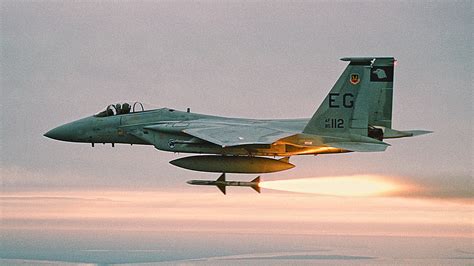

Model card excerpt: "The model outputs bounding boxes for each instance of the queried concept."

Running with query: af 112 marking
[325,118,344,129]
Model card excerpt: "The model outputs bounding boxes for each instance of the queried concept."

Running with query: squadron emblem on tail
[350,74,360,85]
[373,68,387,79]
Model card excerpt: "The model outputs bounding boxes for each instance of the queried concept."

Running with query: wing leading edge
[183,125,296,148]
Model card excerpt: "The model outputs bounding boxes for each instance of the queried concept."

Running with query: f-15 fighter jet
[45,57,430,177]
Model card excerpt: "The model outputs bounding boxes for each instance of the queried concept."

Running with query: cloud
[3,166,472,203]
[2,186,472,238]
[393,174,474,202]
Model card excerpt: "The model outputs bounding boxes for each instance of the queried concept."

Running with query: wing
[182,125,296,148]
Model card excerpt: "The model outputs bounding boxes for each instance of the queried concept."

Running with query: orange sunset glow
[2,185,472,238]
[259,175,409,197]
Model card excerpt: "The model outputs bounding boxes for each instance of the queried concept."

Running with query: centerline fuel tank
[169,155,294,173]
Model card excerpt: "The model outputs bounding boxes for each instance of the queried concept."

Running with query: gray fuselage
[44,108,349,156]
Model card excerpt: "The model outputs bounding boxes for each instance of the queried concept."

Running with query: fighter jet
[44,57,430,191]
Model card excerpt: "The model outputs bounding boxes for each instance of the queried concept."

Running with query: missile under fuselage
[187,173,260,194]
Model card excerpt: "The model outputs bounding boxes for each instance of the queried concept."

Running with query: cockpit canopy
[94,102,145,117]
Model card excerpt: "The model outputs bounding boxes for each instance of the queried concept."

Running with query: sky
[1,1,473,265]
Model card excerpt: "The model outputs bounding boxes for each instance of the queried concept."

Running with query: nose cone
[44,123,76,141]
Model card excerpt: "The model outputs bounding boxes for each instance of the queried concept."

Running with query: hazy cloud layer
[2,167,473,203]
[2,189,472,237]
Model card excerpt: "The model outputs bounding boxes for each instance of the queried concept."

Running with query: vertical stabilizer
[368,58,395,128]
[303,58,372,136]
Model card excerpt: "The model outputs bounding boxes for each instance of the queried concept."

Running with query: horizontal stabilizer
[401,130,433,136]
[326,141,390,152]
[383,128,433,139]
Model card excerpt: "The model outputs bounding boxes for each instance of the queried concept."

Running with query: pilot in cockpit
[95,102,136,117]
[106,107,114,116]
[122,103,131,114]
[115,103,122,115]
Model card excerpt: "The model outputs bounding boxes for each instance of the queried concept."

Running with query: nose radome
[44,124,75,141]
[44,116,96,142]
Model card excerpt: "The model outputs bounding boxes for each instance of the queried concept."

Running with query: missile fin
[216,173,226,194]
[216,184,226,195]
[251,184,261,193]
[217,173,226,182]
[251,176,261,193]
